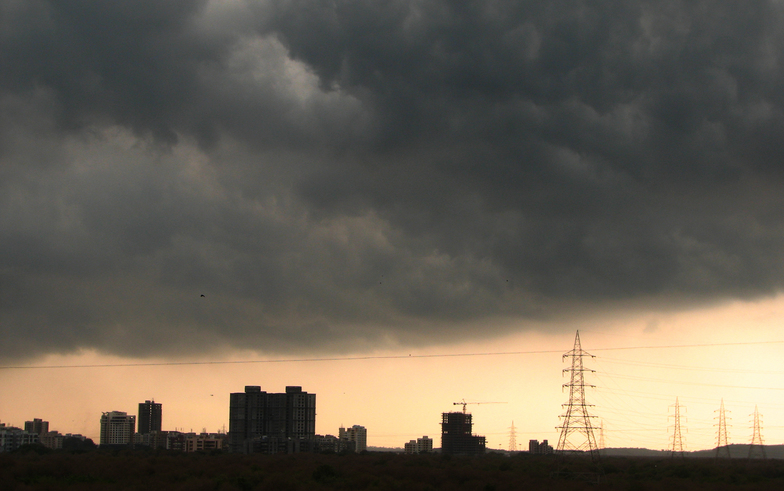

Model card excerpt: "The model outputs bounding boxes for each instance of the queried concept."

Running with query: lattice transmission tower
[556,330,599,460]
[714,398,731,459]
[748,405,766,460]
[508,421,518,452]
[669,397,686,458]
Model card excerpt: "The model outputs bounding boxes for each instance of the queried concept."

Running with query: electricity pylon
[556,330,599,460]
[714,399,731,459]
[669,397,686,459]
[508,421,517,452]
[748,405,766,460]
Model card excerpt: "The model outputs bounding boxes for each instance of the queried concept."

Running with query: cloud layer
[3,0,784,360]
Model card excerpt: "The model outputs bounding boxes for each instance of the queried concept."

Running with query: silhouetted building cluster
[528,439,553,454]
[7,387,515,456]
[4,390,503,456]
[0,419,91,452]
[95,401,227,451]
[310,434,348,453]
[133,430,227,452]
[441,412,486,456]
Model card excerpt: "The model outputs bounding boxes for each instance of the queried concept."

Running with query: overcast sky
[4,0,784,363]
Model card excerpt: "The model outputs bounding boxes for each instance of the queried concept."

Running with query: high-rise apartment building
[441,412,486,456]
[339,425,367,452]
[100,411,136,447]
[138,400,162,434]
[228,386,316,454]
[24,418,49,436]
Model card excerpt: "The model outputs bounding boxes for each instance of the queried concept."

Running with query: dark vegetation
[2,449,784,490]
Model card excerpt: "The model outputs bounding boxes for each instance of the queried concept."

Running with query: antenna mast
[556,330,599,460]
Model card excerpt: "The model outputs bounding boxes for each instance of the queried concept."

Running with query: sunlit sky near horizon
[4,0,784,454]
[4,294,784,451]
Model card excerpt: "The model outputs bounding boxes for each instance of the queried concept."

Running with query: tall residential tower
[99,411,136,447]
[138,400,162,435]
[339,425,367,452]
[228,386,316,454]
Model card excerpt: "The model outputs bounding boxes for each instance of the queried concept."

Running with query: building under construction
[440,412,486,456]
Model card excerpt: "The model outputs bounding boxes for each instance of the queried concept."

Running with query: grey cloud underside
[2,0,784,360]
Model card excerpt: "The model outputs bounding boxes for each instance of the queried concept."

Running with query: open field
[2,449,784,490]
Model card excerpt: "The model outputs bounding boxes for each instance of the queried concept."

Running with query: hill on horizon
[602,444,784,459]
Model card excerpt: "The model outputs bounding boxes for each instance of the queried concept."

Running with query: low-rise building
[134,430,168,449]
[184,433,227,452]
[405,436,433,454]
[40,431,64,450]
[0,424,39,452]
[313,434,357,453]
[165,431,188,452]
[314,434,341,453]
[528,439,553,454]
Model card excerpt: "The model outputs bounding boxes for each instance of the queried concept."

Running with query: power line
[597,357,784,375]
[594,386,784,409]
[594,371,784,391]
[589,340,784,352]
[3,340,784,370]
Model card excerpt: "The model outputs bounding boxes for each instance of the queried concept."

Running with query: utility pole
[748,405,766,460]
[714,399,731,460]
[669,397,686,459]
[556,330,599,460]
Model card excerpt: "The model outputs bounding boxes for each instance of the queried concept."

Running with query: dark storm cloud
[3,0,784,361]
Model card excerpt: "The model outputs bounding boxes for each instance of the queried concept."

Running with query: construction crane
[453,399,507,414]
